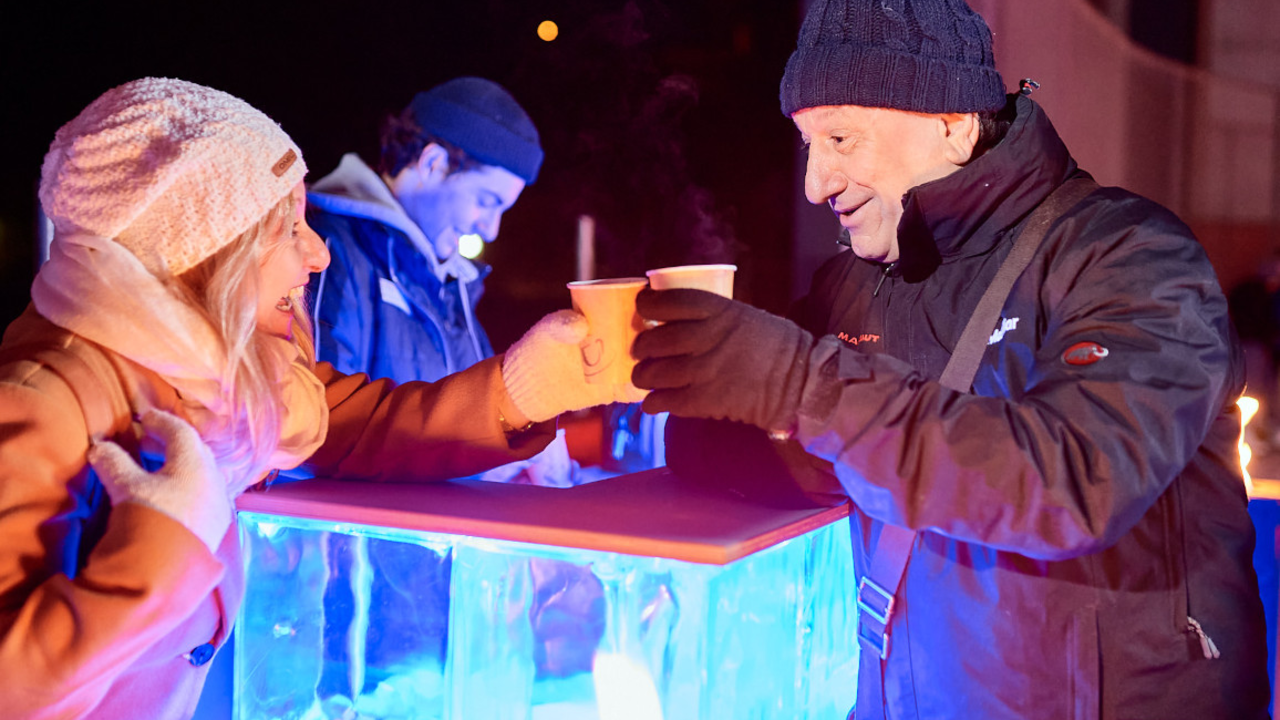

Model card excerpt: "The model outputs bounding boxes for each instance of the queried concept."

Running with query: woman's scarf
[31,232,328,494]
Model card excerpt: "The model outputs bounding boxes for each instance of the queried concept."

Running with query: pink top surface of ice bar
[236,467,850,565]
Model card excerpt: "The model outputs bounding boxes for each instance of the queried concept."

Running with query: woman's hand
[501,309,648,424]
[87,409,233,553]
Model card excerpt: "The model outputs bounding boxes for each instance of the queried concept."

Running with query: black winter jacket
[670,95,1270,719]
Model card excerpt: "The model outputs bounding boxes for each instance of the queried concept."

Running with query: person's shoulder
[1049,183,1203,262]
[0,310,122,438]
[0,307,93,382]
[307,208,389,273]
[1,305,72,350]
[306,201,377,238]
[1068,184,1192,236]
[1041,183,1220,293]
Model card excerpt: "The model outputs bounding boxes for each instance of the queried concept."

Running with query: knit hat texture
[780,0,1006,116]
[409,77,544,184]
[39,77,307,276]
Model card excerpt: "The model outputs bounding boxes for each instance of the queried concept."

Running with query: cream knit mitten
[503,310,648,423]
[87,409,233,554]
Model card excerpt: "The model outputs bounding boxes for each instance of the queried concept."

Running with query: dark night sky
[0,0,804,351]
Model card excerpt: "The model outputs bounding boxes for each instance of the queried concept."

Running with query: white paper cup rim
[645,264,737,277]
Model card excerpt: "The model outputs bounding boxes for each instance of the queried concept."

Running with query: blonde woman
[0,77,634,720]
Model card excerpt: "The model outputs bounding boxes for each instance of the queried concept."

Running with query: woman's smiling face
[255,181,329,339]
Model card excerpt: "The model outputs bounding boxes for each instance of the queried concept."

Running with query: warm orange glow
[1239,395,1260,496]
[537,20,559,42]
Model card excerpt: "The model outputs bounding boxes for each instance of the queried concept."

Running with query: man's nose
[476,209,502,242]
[804,151,843,206]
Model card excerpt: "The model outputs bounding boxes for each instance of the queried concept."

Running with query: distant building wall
[970,0,1280,290]
[792,0,1280,295]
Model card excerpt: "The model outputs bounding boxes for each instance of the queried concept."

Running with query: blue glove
[631,288,814,435]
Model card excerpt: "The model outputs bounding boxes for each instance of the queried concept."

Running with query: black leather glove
[631,287,815,434]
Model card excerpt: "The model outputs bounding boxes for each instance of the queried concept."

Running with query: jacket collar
[892,95,1077,282]
[307,153,480,284]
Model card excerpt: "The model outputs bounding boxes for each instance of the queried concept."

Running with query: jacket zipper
[1186,616,1221,659]
[873,262,895,297]
[387,237,456,375]
[874,265,894,353]
[1171,473,1220,660]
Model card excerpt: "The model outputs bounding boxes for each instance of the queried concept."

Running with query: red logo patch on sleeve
[1063,341,1109,366]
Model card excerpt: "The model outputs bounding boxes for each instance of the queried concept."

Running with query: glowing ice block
[234,467,858,719]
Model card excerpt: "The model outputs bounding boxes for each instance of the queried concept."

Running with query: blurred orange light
[537,20,559,42]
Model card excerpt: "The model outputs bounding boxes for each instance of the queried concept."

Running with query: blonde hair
[170,192,315,475]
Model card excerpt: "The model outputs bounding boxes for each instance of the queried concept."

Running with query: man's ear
[941,113,981,166]
[415,142,451,183]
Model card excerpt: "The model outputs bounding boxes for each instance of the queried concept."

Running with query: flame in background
[593,652,664,720]
[1239,395,1259,496]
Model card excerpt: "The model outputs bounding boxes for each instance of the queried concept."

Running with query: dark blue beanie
[408,77,544,184]
[780,0,1006,116]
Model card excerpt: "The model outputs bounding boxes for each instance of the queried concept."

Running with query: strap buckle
[856,576,897,660]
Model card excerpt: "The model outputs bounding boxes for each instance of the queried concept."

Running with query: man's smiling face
[794,104,971,264]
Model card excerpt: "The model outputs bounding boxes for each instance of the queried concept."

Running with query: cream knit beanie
[38,77,307,276]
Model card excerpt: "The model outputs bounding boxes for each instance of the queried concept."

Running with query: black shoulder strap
[853,176,1099,720]
[939,176,1099,392]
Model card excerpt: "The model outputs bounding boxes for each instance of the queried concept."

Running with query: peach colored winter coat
[0,306,551,719]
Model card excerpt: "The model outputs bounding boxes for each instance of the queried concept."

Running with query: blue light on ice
[235,511,857,719]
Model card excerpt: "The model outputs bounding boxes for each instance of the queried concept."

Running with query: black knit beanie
[780,0,1006,116]
[409,77,544,184]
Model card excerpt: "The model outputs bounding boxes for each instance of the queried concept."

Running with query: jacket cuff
[795,336,874,433]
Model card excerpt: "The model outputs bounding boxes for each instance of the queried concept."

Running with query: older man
[631,0,1270,718]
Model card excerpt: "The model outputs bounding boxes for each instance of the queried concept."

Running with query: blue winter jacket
[307,154,493,383]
